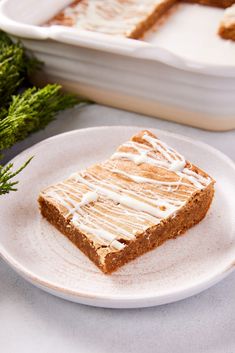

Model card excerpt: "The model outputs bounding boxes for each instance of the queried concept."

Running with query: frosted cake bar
[46,0,178,38]
[46,0,235,41]
[38,130,215,274]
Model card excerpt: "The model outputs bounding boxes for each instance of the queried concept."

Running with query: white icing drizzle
[52,186,136,248]
[169,160,186,172]
[67,191,98,216]
[43,132,212,251]
[112,151,169,168]
[74,174,171,218]
[84,204,136,240]
[143,133,179,163]
[111,141,170,168]
[111,134,210,190]
[73,221,125,250]
[81,169,185,211]
[109,167,192,188]
[45,188,126,249]
[182,168,210,189]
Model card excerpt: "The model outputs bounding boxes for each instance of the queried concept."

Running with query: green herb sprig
[0,84,84,195]
[0,157,33,195]
[0,31,41,109]
[0,84,81,152]
[0,31,90,196]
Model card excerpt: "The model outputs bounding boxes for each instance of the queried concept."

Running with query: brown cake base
[39,183,214,274]
[128,0,177,39]
[219,24,235,40]
[183,0,235,8]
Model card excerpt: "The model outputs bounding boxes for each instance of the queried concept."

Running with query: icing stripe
[74,174,170,218]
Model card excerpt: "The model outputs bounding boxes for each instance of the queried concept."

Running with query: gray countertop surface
[1,105,235,353]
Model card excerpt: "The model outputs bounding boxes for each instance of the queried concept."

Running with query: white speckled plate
[0,126,235,308]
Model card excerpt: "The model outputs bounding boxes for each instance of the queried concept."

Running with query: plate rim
[1,125,235,306]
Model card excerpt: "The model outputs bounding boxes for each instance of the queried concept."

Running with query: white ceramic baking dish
[0,0,235,130]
